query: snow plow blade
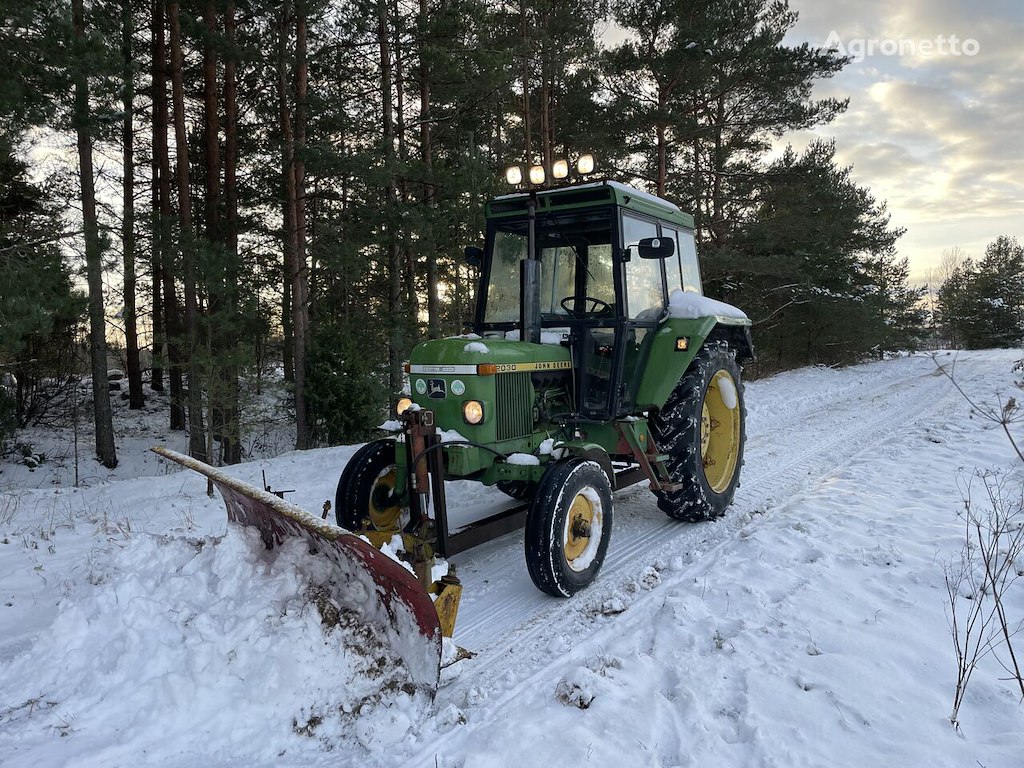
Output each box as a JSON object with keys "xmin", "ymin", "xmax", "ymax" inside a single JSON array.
[{"xmin": 151, "ymin": 447, "xmax": 442, "ymax": 694}]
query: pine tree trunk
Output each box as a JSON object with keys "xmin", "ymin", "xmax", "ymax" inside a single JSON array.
[
  {"xmin": 152, "ymin": 0, "xmax": 185, "ymax": 426},
  {"xmin": 73, "ymin": 0, "xmax": 117, "ymax": 469},
  {"xmin": 277, "ymin": 5, "xmax": 295, "ymax": 386},
  {"xmin": 203, "ymin": 0, "xmax": 223, "ymax": 446},
  {"xmin": 379, "ymin": 0, "xmax": 402, "ymax": 397},
  {"xmin": 150, "ymin": 237, "xmax": 164, "ymax": 392},
  {"xmin": 711, "ymin": 92, "xmax": 726, "ymax": 245},
  {"xmin": 539, "ymin": 9, "xmax": 551, "ymax": 170},
  {"xmin": 394, "ymin": 6, "xmax": 419, "ymax": 335},
  {"xmin": 203, "ymin": 0, "xmax": 220, "ymax": 242},
  {"xmin": 150, "ymin": 161, "xmax": 164, "ymax": 393},
  {"xmin": 656, "ymin": 112, "xmax": 667, "ymax": 197},
  {"xmin": 281, "ymin": 220, "xmax": 294, "ymax": 384},
  {"xmin": 520, "ymin": 0, "xmax": 531, "ymax": 160},
  {"xmin": 690, "ymin": 88, "xmax": 705, "ymax": 246},
  {"xmin": 202, "ymin": 0, "xmax": 234, "ymax": 462},
  {"xmin": 292, "ymin": 3, "xmax": 310, "ymax": 449},
  {"xmin": 277, "ymin": 2, "xmax": 310, "ymax": 447},
  {"xmin": 150, "ymin": 0, "xmax": 164, "ymax": 394},
  {"xmin": 221, "ymin": 0, "xmax": 241, "ymax": 464},
  {"xmin": 122, "ymin": 0, "xmax": 143, "ymax": 409},
  {"xmin": 419, "ymin": 0, "xmax": 439, "ymax": 338},
  {"xmin": 169, "ymin": 0, "xmax": 207, "ymax": 461}
]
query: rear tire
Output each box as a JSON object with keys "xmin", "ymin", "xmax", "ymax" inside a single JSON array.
[
  {"xmin": 335, "ymin": 440, "xmax": 405, "ymax": 532},
  {"xmin": 650, "ymin": 343, "xmax": 745, "ymax": 522},
  {"xmin": 525, "ymin": 458, "xmax": 613, "ymax": 597}
]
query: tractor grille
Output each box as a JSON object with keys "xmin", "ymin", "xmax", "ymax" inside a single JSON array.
[{"xmin": 495, "ymin": 372, "xmax": 533, "ymax": 440}]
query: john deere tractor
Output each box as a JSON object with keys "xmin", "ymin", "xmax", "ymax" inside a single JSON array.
[
  {"xmin": 152, "ymin": 171, "xmax": 753, "ymax": 689},
  {"xmin": 335, "ymin": 173, "xmax": 753, "ymax": 608}
]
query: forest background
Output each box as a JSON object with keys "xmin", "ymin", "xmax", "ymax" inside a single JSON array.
[{"xmin": 1, "ymin": 0, "xmax": 1020, "ymax": 468}]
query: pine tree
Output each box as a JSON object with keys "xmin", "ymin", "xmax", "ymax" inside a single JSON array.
[
  {"xmin": 0, "ymin": 136, "xmax": 85, "ymax": 430},
  {"xmin": 121, "ymin": 0, "xmax": 144, "ymax": 410},
  {"xmin": 940, "ymin": 237, "xmax": 1024, "ymax": 349},
  {"xmin": 729, "ymin": 140, "xmax": 914, "ymax": 369},
  {"xmin": 72, "ymin": 0, "xmax": 118, "ymax": 468},
  {"xmin": 607, "ymin": 0, "xmax": 847, "ymax": 245}
]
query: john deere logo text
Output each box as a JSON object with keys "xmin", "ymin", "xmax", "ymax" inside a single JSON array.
[{"xmin": 494, "ymin": 361, "xmax": 572, "ymax": 373}]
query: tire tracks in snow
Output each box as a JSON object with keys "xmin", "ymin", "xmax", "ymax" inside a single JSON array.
[
  {"xmin": 405, "ymin": 355, "xmax": 971, "ymax": 764},
  {"xmin": 450, "ymin": 357, "xmax": 955, "ymax": 655}
]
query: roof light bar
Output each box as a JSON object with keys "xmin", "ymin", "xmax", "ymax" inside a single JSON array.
[{"xmin": 503, "ymin": 153, "xmax": 597, "ymax": 188}]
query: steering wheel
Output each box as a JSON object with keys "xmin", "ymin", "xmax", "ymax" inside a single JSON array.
[{"xmin": 559, "ymin": 295, "xmax": 612, "ymax": 318}]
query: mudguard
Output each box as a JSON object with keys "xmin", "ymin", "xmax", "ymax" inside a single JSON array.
[{"xmin": 151, "ymin": 446, "xmax": 442, "ymax": 694}]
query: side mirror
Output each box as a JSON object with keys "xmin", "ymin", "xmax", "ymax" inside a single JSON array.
[
  {"xmin": 464, "ymin": 245, "xmax": 484, "ymax": 268},
  {"xmin": 637, "ymin": 237, "xmax": 675, "ymax": 260}
]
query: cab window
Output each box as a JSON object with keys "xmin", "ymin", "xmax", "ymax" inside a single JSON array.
[
  {"xmin": 483, "ymin": 212, "xmax": 615, "ymax": 324},
  {"xmin": 621, "ymin": 212, "xmax": 666, "ymax": 321},
  {"xmin": 661, "ymin": 225, "xmax": 684, "ymax": 293},
  {"xmin": 484, "ymin": 229, "xmax": 528, "ymax": 323},
  {"xmin": 679, "ymin": 229, "xmax": 703, "ymax": 293}
]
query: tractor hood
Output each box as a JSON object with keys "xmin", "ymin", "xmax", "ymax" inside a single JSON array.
[
  {"xmin": 409, "ymin": 336, "xmax": 571, "ymax": 372},
  {"xmin": 405, "ymin": 337, "xmax": 571, "ymax": 459}
]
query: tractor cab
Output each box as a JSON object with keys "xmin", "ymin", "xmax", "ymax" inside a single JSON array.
[{"xmin": 473, "ymin": 180, "xmax": 703, "ymax": 420}]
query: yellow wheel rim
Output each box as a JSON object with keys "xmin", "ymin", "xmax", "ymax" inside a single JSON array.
[
  {"xmin": 563, "ymin": 492, "xmax": 596, "ymax": 567},
  {"xmin": 368, "ymin": 466, "xmax": 402, "ymax": 531},
  {"xmin": 700, "ymin": 370, "xmax": 741, "ymax": 493}
]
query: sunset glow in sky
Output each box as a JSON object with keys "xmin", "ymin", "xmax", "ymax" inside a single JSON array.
[{"xmin": 782, "ymin": 0, "xmax": 1023, "ymax": 282}]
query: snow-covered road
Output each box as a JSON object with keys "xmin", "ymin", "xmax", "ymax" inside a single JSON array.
[
  {"xmin": 448, "ymin": 352, "xmax": 961, "ymax": 655},
  {"xmin": 1, "ymin": 351, "xmax": 1022, "ymax": 767}
]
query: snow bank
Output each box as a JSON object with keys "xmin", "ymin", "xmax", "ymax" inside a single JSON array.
[
  {"xmin": 6, "ymin": 351, "xmax": 1024, "ymax": 768},
  {"xmin": 0, "ymin": 526, "xmax": 431, "ymax": 764}
]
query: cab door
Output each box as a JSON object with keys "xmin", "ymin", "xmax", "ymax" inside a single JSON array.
[{"xmin": 615, "ymin": 211, "xmax": 668, "ymax": 415}]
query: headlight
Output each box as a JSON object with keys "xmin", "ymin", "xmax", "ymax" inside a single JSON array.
[
  {"xmin": 396, "ymin": 397, "xmax": 413, "ymax": 415},
  {"xmin": 462, "ymin": 400, "xmax": 484, "ymax": 425}
]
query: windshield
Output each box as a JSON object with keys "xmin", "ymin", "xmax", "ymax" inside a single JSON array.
[{"xmin": 483, "ymin": 211, "xmax": 615, "ymax": 324}]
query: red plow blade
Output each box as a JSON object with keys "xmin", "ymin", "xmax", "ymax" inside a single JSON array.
[{"xmin": 151, "ymin": 447, "xmax": 442, "ymax": 694}]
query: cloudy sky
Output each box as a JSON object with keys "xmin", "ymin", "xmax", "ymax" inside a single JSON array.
[{"xmin": 780, "ymin": 0, "xmax": 1024, "ymax": 282}]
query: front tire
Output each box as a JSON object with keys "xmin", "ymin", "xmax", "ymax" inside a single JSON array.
[
  {"xmin": 525, "ymin": 458, "xmax": 613, "ymax": 597},
  {"xmin": 335, "ymin": 439, "xmax": 405, "ymax": 532},
  {"xmin": 650, "ymin": 343, "xmax": 745, "ymax": 522}
]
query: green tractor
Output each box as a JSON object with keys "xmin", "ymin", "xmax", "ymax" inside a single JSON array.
[
  {"xmin": 337, "ymin": 175, "xmax": 753, "ymax": 627},
  {"xmin": 152, "ymin": 173, "xmax": 753, "ymax": 692}
]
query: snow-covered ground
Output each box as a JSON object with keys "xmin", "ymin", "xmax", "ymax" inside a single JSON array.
[{"xmin": 1, "ymin": 350, "xmax": 1022, "ymax": 767}]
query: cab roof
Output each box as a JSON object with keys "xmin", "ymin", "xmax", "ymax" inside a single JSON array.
[{"xmin": 487, "ymin": 180, "xmax": 695, "ymax": 229}]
